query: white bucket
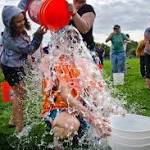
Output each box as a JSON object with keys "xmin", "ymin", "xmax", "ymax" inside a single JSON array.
[
  {"xmin": 113, "ymin": 73, "xmax": 124, "ymax": 85},
  {"xmin": 109, "ymin": 141, "xmax": 150, "ymax": 150},
  {"xmin": 110, "ymin": 114, "xmax": 150, "ymax": 138},
  {"xmin": 108, "ymin": 114, "xmax": 150, "ymax": 150},
  {"xmin": 109, "ymin": 133, "xmax": 150, "ymax": 146}
]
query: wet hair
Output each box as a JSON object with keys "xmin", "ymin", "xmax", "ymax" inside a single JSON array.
[
  {"xmin": 9, "ymin": 12, "xmax": 31, "ymax": 37},
  {"xmin": 66, "ymin": 29, "xmax": 81, "ymax": 43}
]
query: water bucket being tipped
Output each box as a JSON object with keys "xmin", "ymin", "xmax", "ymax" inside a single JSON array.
[
  {"xmin": 28, "ymin": 0, "xmax": 71, "ymax": 31},
  {"xmin": 108, "ymin": 114, "xmax": 150, "ymax": 150}
]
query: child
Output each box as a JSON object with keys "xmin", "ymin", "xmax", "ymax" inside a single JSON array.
[
  {"xmin": 136, "ymin": 39, "xmax": 146, "ymax": 78},
  {"xmin": 40, "ymin": 26, "xmax": 111, "ymax": 144},
  {"xmin": 1, "ymin": 5, "xmax": 46, "ymax": 133}
]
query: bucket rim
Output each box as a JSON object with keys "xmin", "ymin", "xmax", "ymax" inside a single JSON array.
[{"xmin": 110, "ymin": 114, "xmax": 150, "ymax": 133}]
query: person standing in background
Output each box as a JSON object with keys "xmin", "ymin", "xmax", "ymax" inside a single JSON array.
[
  {"xmin": 136, "ymin": 39, "xmax": 146, "ymax": 78},
  {"xmin": 95, "ymin": 43, "xmax": 105, "ymax": 69},
  {"xmin": 105, "ymin": 25, "xmax": 129, "ymax": 74}
]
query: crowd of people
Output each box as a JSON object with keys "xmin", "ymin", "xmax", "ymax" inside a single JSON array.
[{"xmin": 0, "ymin": 0, "xmax": 149, "ymax": 149}]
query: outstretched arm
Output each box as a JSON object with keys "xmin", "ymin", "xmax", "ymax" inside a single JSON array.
[{"xmin": 3, "ymin": 26, "xmax": 46, "ymax": 55}]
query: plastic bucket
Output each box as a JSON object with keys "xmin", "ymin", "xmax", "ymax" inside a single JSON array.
[
  {"xmin": 113, "ymin": 73, "xmax": 124, "ymax": 85},
  {"xmin": 110, "ymin": 114, "xmax": 150, "ymax": 138},
  {"xmin": 40, "ymin": 0, "xmax": 71, "ymax": 31},
  {"xmin": 109, "ymin": 133, "xmax": 150, "ymax": 146},
  {"xmin": 108, "ymin": 114, "xmax": 150, "ymax": 149},
  {"xmin": 28, "ymin": 0, "xmax": 71, "ymax": 31},
  {"xmin": 108, "ymin": 140, "xmax": 150, "ymax": 150},
  {"xmin": 0, "ymin": 81, "xmax": 11, "ymax": 103}
]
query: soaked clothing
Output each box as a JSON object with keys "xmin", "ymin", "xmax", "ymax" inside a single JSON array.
[
  {"xmin": 42, "ymin": 58, "xmax": 89, "ymax": 138},
  {"xmin": 42, "ymin": 58, "xmax": 81, "ymax": 115},
  {"xmin": 70, "ymin": 4, "xmax": 96, "ymax": 50}
]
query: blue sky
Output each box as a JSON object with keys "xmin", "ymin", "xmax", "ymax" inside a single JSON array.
[{"xmin": 1, "ymin": 0, "xmax": 150, "ymax": 43}]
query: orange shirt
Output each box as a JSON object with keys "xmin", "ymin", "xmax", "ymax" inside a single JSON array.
[{"xmin": 42, "ymin": 59, "xmax": 80, "ymax": 115}]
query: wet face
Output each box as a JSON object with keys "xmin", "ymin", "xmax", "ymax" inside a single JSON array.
[
  {"xmin": 73, "ymin": 0, "xmax": 86, "ymax": 10},
  {"xmin": 66, "ymin": 29, "xmax": 80, "ymax": 44},
  {"xmin": 13, "ymin": 13, "xmax": 25, "ymax": 33}
]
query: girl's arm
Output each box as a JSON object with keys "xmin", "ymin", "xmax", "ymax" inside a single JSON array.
[{"xmin": 4, "ymin": 26, "xmax": 46, "ymax": 55}]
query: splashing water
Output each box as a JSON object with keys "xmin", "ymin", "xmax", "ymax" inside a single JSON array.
[{"xmin": 9, "ymin": 25, "xmax": 126, "ymax": 149}]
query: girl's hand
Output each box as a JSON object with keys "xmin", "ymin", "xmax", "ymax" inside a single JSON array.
[{"xmin": 36, "ymin": 26, "xmax": 47, "ymax": 35}]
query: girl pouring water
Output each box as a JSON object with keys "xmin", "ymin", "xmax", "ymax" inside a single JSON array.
[{"xmin": 1, "ymin": 5, "xmax": 46, "ymax": 133}]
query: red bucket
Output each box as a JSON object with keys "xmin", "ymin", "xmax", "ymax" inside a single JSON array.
[
  {"xmin": 28, "ymin": 0, "xmax": 71, "ymax": 31},
  {"xmin": 0, "ymin": 81, "xmax": 11, "ymax": 103}
]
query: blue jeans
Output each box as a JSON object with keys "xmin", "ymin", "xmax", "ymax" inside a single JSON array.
[{"xmin": 110, "ymin": 51, "xmax": 126, "ymax": 73}]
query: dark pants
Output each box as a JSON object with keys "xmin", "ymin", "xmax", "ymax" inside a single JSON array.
[
  {"xmin": 145, "ymin": 54, "xmax": 150, "ymax": 79},
  {"xmin": 140, "ymin": 56, "xmax": 146, "ymax": 77}
]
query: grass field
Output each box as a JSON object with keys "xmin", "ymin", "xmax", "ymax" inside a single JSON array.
[
  {"xmin": 0, "ymin": 58, "xmax": 150, "ymax": 149},
  {"xmin": 104, "ymin": 58, "xmax": 150, "ymax": 116}
]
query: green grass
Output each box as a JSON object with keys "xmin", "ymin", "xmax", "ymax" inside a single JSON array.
[
  {"xmin": 0, "ymin": 71, "xmax": 14, "ymax": 149},
  {"xmin": 0, "ymin": 58, "xmax": 150, "ymax": 149},
  {"xmin": 104, "ymin": 58, "xmax": 150, "ymax": 116}
]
